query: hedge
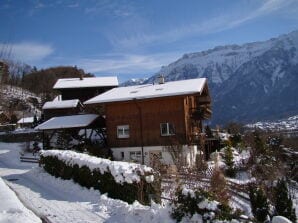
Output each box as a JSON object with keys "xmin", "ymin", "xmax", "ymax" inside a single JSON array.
[{"xmin": 40, "ymin": 150, "xmax": 161, "ymax": 205}]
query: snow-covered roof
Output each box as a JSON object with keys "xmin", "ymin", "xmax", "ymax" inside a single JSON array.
[
  {"xmin": 35, "ymin": 114, "xmax": 99, "ymax": 130},
  {"xmin": 17, "ymin": 117, "xmax": 34, "ymax": 124},
  {"xmin": 85, "ymin": 78, "xmax": 207, "ymax": 104},
  {"xmin": 42, "ymin": 99, "xmax": 80, "ymax": 110},
  {"xmin": 53, "ymin": 77, "xmax": 119, "ymax": 89}
]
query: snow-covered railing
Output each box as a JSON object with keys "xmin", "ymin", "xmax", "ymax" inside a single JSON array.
[{"xmin": 40, "ymin": 150, "xmax": 161, "ymax": 205}]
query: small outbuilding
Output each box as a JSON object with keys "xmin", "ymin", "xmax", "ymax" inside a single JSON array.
[
  {"xmin": 53, "ymin": 76, "xmax": 119, "ymax": 102},
  {"xmin": 42, "ymin": 99, "xmax": 83, "ymax": 121},
  {"xmin": 35, "ymin": 114, "xmax": 106, "ymax": 150},
  {"xmin": 17, "ymin": 117, "xmax": 34, "ymax": 129}
]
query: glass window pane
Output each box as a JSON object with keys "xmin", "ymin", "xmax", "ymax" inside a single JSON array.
[
  {"xmin": 117, "ymin": 125, "xmax": 129, "ymax": 138},
  {"xmin": 169, "ymin": 123, "xmax": 175, "ymax": 135},
  {"xmin": 160, "ymin": 123, "xmax": 167, "ymax": 135}
]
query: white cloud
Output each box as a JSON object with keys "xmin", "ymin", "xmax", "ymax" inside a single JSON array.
[
  {"xmin": 0, "ymin": 42, "xmax": 54, "ymax": 63},
  {"xmin": 109, "ymin": 0, "xmax": 297, "ymax": 50},
  {"xmin": 75, "ymin": 52, "xmax": 182, "ymax": 76},
  {"xmin": 67, "ymin": 3, "xmax": 79, "ymax": 8},
  {"xmin": 84, "ymin": 0, "xmax": 135, "ymax": 18}
]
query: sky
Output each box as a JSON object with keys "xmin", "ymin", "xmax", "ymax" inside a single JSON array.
[{"xmin": 0, "ymin": 0, "xmax": 298, "ymax": 83}]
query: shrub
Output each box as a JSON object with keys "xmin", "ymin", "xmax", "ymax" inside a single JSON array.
[
  {"xmin": 249, "ymin": 184, "xmax": 270, "ymax": 222},
  {"xmin": 40, "ymin": 150, "xmax": 161, "ymax": 205},
  {"xmin": 171, "ymin": 188, "xmax": 241, "ymax": 222},
  {"xmin": 273, "ymin": 179, "xmax": 296, "ymax": 222},
  {"xmin": 210, "ymin": 167, "xmax": 230, "ymax": 204},
  {"xmin": 230, "ymin": 133, "xmax": 242, "ymax": 147},
  {"xmin": 223, "ymin": 146, "xmax": 236, "ymax": 178}
]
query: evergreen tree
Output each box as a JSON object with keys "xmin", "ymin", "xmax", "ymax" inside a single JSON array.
[
  {"xmin": 229, "ymin": 133, "xmax": 242, "ymax": 147},
  {"xmin": 223, "ymin": 145, "xmax": 236, "ymax": 178},
  {"xmin": 249, "ymin": 185, "xmax": 270, "ymax": 222},
  {"xmin": 254, "ymin": 131, "xmax": 266, "ymax": 155},
  {"xmin": 274, "ymin": 179, "xmax": 296, "ymax": 222}
]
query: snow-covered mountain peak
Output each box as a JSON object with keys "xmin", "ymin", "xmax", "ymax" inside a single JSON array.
[
  {"xmin": 153, "ymin": 30, "xmax": 298, "ymax": 86},
  {"xmin": 140, "ymin": 30, "xmax": 298, "ymax": 124}
]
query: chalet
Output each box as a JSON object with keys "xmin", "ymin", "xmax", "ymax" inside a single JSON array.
[
  {"xmin": 85, "ymin": 77, "xmax": 212, "ymax": 167},
  {"xmin": 17, "ymin": 117, "xmax": 34, "ymax": 128},
  {"xmin": 42, "ymin": 98, "xmax": 83, "ymax": 121},
  {"xmin": 53, "ymin": 76, "xmax": 119, "ymax": 102}
]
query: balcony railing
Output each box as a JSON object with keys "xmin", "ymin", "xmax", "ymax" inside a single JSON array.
[{"xmin": 190, "ymin": 107, "xmax": 212, "ymax": 120}]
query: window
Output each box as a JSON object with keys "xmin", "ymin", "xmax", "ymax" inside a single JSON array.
[
  {"xmin": 160, "ymin": 123, "xmax": 175, "ymax": 136},
  {"xmin": 117, "ymin": 125, "xmax": 129, "ymax": 138},
  {"xmin": 130, "ymin": 151, "xmax": 141, "ymax": 161}
]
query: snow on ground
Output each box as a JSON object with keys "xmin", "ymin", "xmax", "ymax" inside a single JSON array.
[
  {"xmin": 1, "ymin": 142, "xmax": 294, "ymax": 222},
  {"xmin": 0, "ymin": 142, "xmax": 173, "ymax": 223},
  {"xmin": 0, "ymin": 85, "xmax": 41, "ymax": 116},
  {"xmin": 0, "ymin": 177, "xmax": 41, "ymax": 223},
  {"xmin": 245, "ymin": 115, "xmax": 298, "ymax": 131}
]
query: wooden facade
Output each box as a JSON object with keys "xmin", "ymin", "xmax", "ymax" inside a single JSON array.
[
  {"xmin": 103, "ymin": 84, "xmax": 211, "ymax": 148},
  {"xmin": 43, "ymin": 106, "xmax": 83, "ymax": 121}
]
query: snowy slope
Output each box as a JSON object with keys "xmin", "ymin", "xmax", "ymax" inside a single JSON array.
[
  {"xmin": 245, "ymin": 115, "xmax": 298, "ymax": 131},
  {"xmin": 0, "ymin": 177, "xmax": 41, "ymax": 223},
  {"xmin": 0, "ymin": 143, "xmax": 174, "ymax": 223},
  {"xmin": 0, "ymin": 85, "xmax": 41, "ymax": 119},
  {"xmin": 120, "ymin": 78, "xmax": 148, "ymax": 87},
  {"xmin": 141, "ymin": 30, "xmax": 298, "ymax": 124},
  {"xmin": 150, "ymin": 30, "xmax": 298, "ymax": 86}
]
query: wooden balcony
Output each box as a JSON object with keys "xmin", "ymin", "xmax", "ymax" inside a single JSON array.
[{"xmin": 190, "ymin": 106, "xmax": 212, "ymax": 120}]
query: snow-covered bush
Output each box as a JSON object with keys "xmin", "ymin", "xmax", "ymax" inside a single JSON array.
[
  {"xmin": 40, "ymin": 150, "xmax": 161, "ymax": 205},
  {"xmin": 171, "ymin": 187, "xmax": 242, "ymax": 222}
]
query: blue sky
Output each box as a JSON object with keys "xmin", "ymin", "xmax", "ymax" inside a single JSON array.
[{"xmin": 1, "ymin": 0, "xmax": 298, "ymax": 83}]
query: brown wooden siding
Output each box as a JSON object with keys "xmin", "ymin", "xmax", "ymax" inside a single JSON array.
[
  {"xmin": 183, "ymin": 95, "xmax": 202, "ymax": 144},
  {"xmin": 43, "ymin": 107, "xmax": 82, "ymax": 120},
  {"xmin": 105, "ymin": 96, "xmax": 188, "ymax": 147}
]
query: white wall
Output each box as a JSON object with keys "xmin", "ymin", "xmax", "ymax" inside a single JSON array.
[{"xmin": 111, "ymin": 145, "xmax": 198, "ymax": 167}]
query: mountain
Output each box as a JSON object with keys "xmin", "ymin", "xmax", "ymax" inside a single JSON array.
[
  {"xmin": 120, "ymin": 78, "xmax": 148, "ymax": 87},
  {"xmin": 144, "ymin": 30, "xmax": 298, "ymax": 125},
  {"xmin": 0, "ymin": 84, "xmax": 41, "ymax": 122}
]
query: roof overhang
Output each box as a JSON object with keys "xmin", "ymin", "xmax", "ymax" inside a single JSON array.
[{"xmin": 35, "ymin": 114, "xmax": 99, "ymax": 130}]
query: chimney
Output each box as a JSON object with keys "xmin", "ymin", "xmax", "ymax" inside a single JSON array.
[{"xmin": 157, "ymin": 74, "xmax": 165, "ymax": 84}]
